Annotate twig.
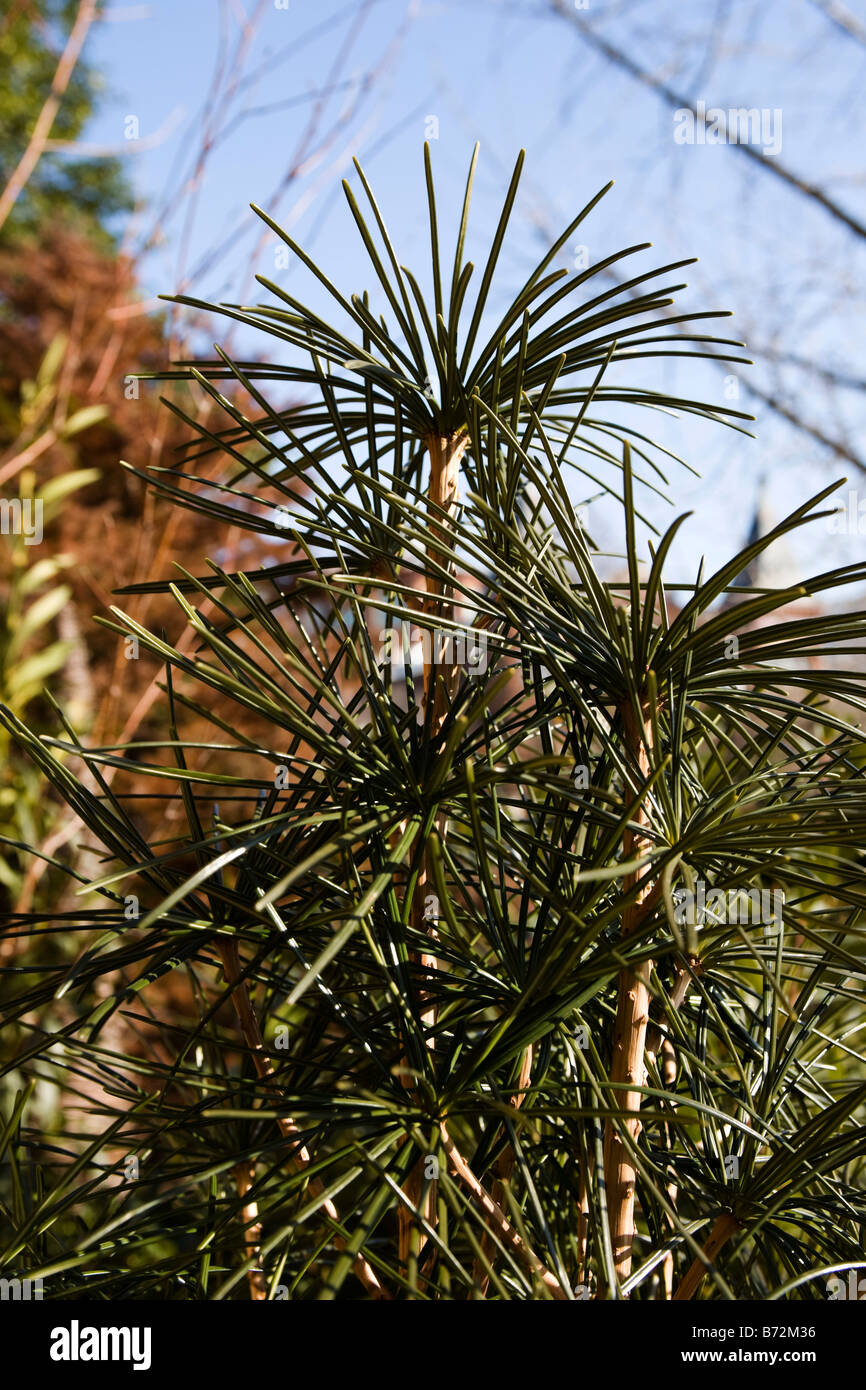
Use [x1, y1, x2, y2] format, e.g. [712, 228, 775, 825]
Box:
[0, 431, 58, 488]
[550, 0, 866, 244]
[673, 1212, 741, 1300]
[440, 1124, 569, 1300]
[232, 1159, 268, 1301]
[0, 0, 99, 234]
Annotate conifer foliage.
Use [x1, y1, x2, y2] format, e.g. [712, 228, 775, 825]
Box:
[3, 146, 865, 1300]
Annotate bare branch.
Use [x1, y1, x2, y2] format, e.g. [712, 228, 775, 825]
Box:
[0, 0, 99, 234]
[806, 0, 866, 48]
[549, 0, 866, 244]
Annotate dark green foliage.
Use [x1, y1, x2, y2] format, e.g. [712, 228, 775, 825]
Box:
[1, 147, 864, 1300]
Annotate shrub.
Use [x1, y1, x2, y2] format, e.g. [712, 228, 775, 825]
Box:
[2, 147, 865, 1300]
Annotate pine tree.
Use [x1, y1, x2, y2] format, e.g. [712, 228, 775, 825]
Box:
[3, 146, 866, 1301]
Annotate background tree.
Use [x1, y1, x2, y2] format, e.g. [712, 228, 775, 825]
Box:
[0, 2, 285, 915]
[0, 0, 130, 243]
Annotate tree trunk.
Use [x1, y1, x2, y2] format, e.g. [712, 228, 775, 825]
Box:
[398, 431, 467, 1271]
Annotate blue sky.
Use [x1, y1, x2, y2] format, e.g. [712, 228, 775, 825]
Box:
[78, 0, 866, 583]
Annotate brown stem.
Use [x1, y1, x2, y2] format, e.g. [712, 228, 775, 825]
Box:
[603, 697, 654, 1288]
[673, 1212, 741, 1300]
[422, 431, 468, 725]
[233, 1159, 268, 1301]
[217, 939, 389, 1299]
[577, 1152, 590, 1290]
[440, 1124, 568, 1299]
[418, 431, 468, 1016]
[646, 956, 703, 1075]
